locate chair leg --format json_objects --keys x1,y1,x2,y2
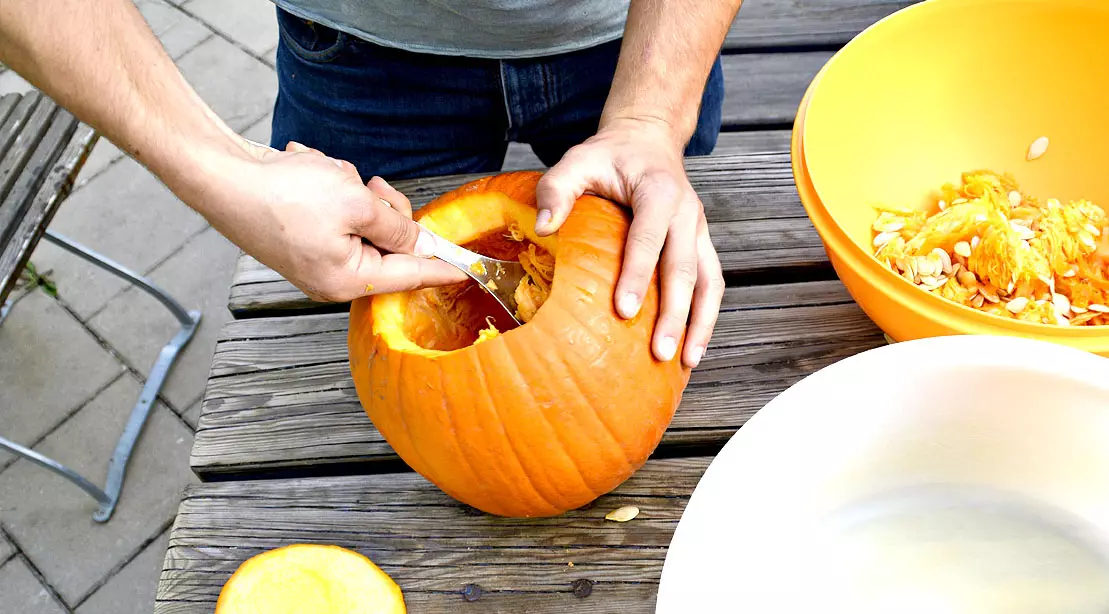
[{"x1": 0, "y1": 230, "x2": 202, "y2": 522}]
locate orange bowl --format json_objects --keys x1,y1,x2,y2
[{"x1": 792, "y1": 0, "x2": 1109, "y2": 356}]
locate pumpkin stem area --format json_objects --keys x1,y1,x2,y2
[{"x1": 402, "y1": 222, "x2": 556, "y2": 351}]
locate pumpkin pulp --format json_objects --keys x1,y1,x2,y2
[{"x1": 373, "y1": 192, "x2": 557, "y2": 356}]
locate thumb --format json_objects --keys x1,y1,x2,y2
[
  {"x1": 350, "y1": 191, "x2": 436, "y2": 257},
  {"x1": 535, "y1": 147, "x2": 602, "y2": 236}
]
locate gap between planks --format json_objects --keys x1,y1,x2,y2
[
  {"x1": 191, "y1": 280, "x2": 886, "y2": 479},
  {"x1": 158, "y1": 457, "x2": 709, "y2": 614}
]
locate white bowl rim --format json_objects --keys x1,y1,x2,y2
[{"x1": 656, "y1": 334, "x2": 1109, "y2": 612}]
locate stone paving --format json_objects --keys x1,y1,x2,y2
[
  {"x1": 0, "y1": 1, "x2": 277, "y2": 612},
  {"x1": 0, "y1": 2, "x2": 546, "y2": 611}
]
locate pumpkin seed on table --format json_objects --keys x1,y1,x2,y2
[{"x1": 605, "y1": 506, "x2": 640, "y2": 522}]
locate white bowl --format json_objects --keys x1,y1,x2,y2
[{"x1": 657, "y1": 335, "x2": 1109, "y2": 613}]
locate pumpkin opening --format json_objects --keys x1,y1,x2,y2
[{"x1": 374, "y1": 192, "x2": 557, "y2": 356}]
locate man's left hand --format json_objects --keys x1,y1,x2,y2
[{"x1": 535, "y1": 117, "x2": 724, "y2": 369}]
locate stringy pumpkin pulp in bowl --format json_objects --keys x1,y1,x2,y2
[
  {"x1": 348, "y1": 171, "x2": 690, "y2": 517},
  {"x1": 792, "y1": 0, "x2": 1109, "y2": 355}
]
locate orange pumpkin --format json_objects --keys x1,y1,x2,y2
[{"x1": 348, "y1": 171, "x2": 690, "y2": 517}]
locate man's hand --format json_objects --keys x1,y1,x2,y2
[
  {"x1": 207, "y1": 140, "x2": 466, "y2": 303},
  {"x1": 535, "y1": 118, "x2": 724, "y2": 369},
  {"x1": 0, "y1": 0, "x2": 464, "y2": 305}
]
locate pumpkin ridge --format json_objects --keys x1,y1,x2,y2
[
  {"x1": 390, "y1": 352, "x2": 437, "y2": 480},
  {"x1": 529, "y1": 311, "x2": 633, "y2": 473},
  {"x1": 472, "y1": 344, "x2": 562, "y2": 515},
  {"x1": 436, "y1": 364, "x2": 503, "y2": 513},
  {"x1": 500, "y1": 332, "x2": 600, "y2": 506}
]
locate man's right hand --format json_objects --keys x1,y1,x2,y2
[{"x1": 200, "y1": 140, "x2": 467, "y2": 303}]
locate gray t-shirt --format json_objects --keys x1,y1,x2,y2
[{"x1": 271, "y1": 0, "x2": 630, "y2": 59}]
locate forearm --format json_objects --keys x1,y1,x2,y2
[
  {"x1": 0, "y1": 0, "x2": 249, "y2": 211},
  {"x1": 603, "y1": 0, "x2": 742, "y2": 146}
]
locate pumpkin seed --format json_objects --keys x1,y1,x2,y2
[
  {"x1": 1027, "y1": 136, "x2": 1049, "y2": 160},
  {"x1": 1008, "y1": 191, "x2": 1022, "y2": 207},
  {"x1": 1053, "y1": 293, "x2": 1071, "y2": 315},
  {"x1": 1064, "y1": 266, "x2": 1078, "y2": 278},
  {"x1": 1006, "y1": 297, "x2": 1030, "y2": 314},
  {"x1": 873, "y1": 231, "x2": 899, "y2": 248},
  {"x1": 971, "y1": 236, "x2": 981, "y2": 250},
  {"x1": 605, "y1": 506, "x2": 640, "y2": 522},
  {"x1": 957, "y1": 270, "x2": 978, "y2": 288},
  {"x1": 970, "y1": 294, "x2": 986, "y2": 308},
  {"x1": 938, "y1": 200, "x2": 948, "y2": 211},
  {"x1": 932, "y1": 248, "x2": 953, "y2": 275},
  {"x1": 981, "y1": 286, "x2": 1000, "y2": 303},
  {"x1": 1072, "y1": 305, "x2": 1089, "y2": 314},
  {"x1": 1010, "y1": 222, "x2": 1035, "y2": 240},
  {"x1": 878, "y1": 221, "x2": 905, "y2": 233},
  {"x1": 1088, "y1": 304, "x2": 1109, "y2": 313},
  {"x1": 953, "y1": 241, "x2": 972, "y2": 258}
]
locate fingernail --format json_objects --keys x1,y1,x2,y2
[
  {"x1": 414, "y1": 229, "x2": 436, "y2": 258},
  {"x1": 657, "y1": 336, "x2": 678, "y2": 362},
  {"x1": 535, "y1": 209, "x2": 552, "y2": 232},
  {"x1": 617, "y1": 293, "x2": 640, "y2": 318},
  {"x1": 689, "y1": 345, "x2": 705, "y2": 367}
]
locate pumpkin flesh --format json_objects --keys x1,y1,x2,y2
[
  {"x1": 378, "y1": 194, "x2": 556, "y2": 354},
  {"x1": 350, "y1": 172, "x2": 690, "y2": 518},
  {"x1": 215, "y1": 544, "x2": 405, "y2": 613}
]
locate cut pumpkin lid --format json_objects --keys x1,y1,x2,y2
[{"x1": 215, "y1": 544, "x2": 406, "y2": 613}]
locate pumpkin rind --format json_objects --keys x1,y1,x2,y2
[{"x1": 348, "y1": 171, "x2": 690, "y2": 517}]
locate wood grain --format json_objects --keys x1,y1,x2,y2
[
  {"x1": 157, "y1": 457, "x2": 710, "y2": 613},
  {"x1": 720, "y1": 51, "x2": 834, "y2": 128},
  {"x1": 227, "y1": 152, "x2": 827, "y2": 317},
  {"x1": 0, "y1": 94, "x2": 96, "y2": 304},
  {"x1": 501, "y1": 129, "x2": 793, "y2": 172},
  {"x1": 724, "y1": 0, "x2": 918, "y2": 49},
  {"x1": 193, "y1": 280, "x2": 886, "y2": 479}
]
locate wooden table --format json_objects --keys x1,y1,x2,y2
[{"x1": 156, "y1": 2, "x2": 912, "y2": 611}]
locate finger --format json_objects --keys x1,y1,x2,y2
[
  {"x1": 535, "y1": 145, "x2": 605, "y2": 236},
  {"x1": 651, "y1": 199, "x2": 700, "y2": 363},
  {"x1": 613, "y1": 178, "x2": 682, "y2": 320},
  {"x1": 285, "y1": 140, "x2": 351, "y2": 172},
  {"x1": 348, "y1": 188, "x2": 435, "y2": 257},
  {"x1": 682, "y1": 220, "x2": 724, "y2": 368},
  {"x1": 368, "y1": 176, "x2": 413, "y2": 219},
  {"x1": 355, "y1": 249, "x2": 467, "y2": 295}
]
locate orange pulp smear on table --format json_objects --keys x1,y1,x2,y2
[
  {"x1": 402, "y1": 222, "x2": 555, "y2": 350},
  {"x1": 872, "y1": 170, "x2": 1109, "y2": 326}
]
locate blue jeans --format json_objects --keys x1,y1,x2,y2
[{"x1": 270, "y1": 8, "x2": 724, "y2": 181}]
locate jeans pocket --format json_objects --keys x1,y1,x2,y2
[{"x1": 277, "y1": 8, "x2": 349, "y2": 64}]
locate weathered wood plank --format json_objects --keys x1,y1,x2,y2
[
  {"x1": 227, "y1": 151, "x2": 826, "y2": 317},
  {"x1": 0, "y1": 93, "x2": 51, "y2": 207},
  {"x1": 502, "y1": 129, "x2": 793, "y2": 171},
  {"x1": 720, "y1": 51, "x2": 834, "y2": 128},
  {"x1": 194, "y1": 279, "x2": 885, "y2": 479},
  {"x1": 0, "y1": 106, "x2": 94, "y2": 305},
  {"x1": 157, "y1": 457, "x2": 710, "y2": 613},
  {"x1": 724, "y1": 0, "x2": 917, "y2": 49}
]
